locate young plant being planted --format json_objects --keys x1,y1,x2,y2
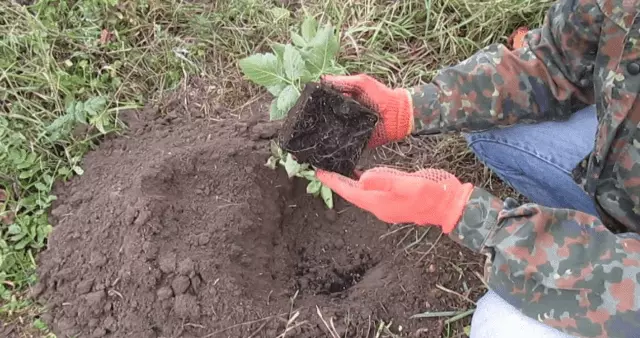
[
  {"x1": 279, "y1": 82, "x2": 378, "y2": 177},
  {"x1": 265, "y1": 139, "x2": 334, "y2": 208},
  {"x1": 239, "y1": 16, "x2": 378, "y2": 208}
]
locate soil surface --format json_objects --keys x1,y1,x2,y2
[
  {"x1": 34, "y1": 83, "x2": 491, "y2": 338},
  {"x1": 280, "y1": 83, "x2": 378, "y2": 177}
]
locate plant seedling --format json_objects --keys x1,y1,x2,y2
[
  {"x1": 266, "y1": 140, "x2": 333, "y2": 208},
  {"x1": 239, "y1": 16, "x2": 378, "y2": 208},
  {"x1": 279, "y1": 82, "x2": 378, "y2": 177}
]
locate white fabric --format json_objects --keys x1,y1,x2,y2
[{"x1": 470, "y1": 290, "x2": 575, "y2": 338}]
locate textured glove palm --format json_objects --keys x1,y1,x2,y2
[{"x1": 316, "y1": 167, "x2": 474, "y2": 233}]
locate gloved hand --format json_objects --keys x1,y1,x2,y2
[
  {"x1": 508, "y1": 26, "x2": 529, "y2": 50},
  {"x1": 321, "y1": 74, "x2": 414, "y2": 148},
  {"x1": 316, "y1": 167, "x2": 474, "y2": 233}
]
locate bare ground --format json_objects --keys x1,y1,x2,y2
[{"x1": 26, "y1": 76, "x2": 518, "y2": 338}]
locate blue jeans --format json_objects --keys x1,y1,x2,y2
[{"x1": 464, "y1": 105, "x2": 598, "y2": 338}]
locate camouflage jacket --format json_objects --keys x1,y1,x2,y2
[{"x1": 410, "y1": 0, "x2": 640, "y2": 337}]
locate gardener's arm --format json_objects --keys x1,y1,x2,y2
[
  {"x1": 412, "y1": 0, "x2": 599, "y2": 134},
  {"x1": 316, "y1": 166, "x2": 640, "y2": 337},
  {"x1": 452, "y1": 187, "x2": 640, "y2": 337}
]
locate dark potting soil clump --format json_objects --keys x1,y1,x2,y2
[
  {"x1": 33, "y1": 97, "x2": 485, "y2": 338},
  {"x1": 279, "y1": 83, "x2": 378, "y2": 177}
]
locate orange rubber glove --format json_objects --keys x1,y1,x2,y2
[
  {"x1": 316, "y1": 167, "x2": 474, "y2": 233},
  {"x1": 321, "y1": 74, "x2": 414, "y2": 148},
  {"x1": 508, "y1": 26, "x2": 529, "y2": 50}
]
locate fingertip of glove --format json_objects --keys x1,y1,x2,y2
[
  {"x1": 315, "y1": 169, "x2": 339, "y2": 182},
  {"x1": 319, "y1": 74, "x2": 332, "y2": 83},
  {"x1": 315, "y1": 169, "x2": 329, "y2": 178},
  {"x1": 320, "y1": 75, "x2": 346, "y2": 92}
]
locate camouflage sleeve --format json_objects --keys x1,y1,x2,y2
[
  {"x1": 450, "y1": 188, "x2": 640, "y2": 338},
  {"x1": 410, "y1": 0, "x2": 600, "y2": 134}
]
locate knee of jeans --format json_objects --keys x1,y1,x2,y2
[{"x1": 466, "y1": 136, "x2": 523, "y2": 175}]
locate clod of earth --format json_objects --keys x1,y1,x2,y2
[{"x1": 279, "y1": 82, "x2": 379, "y2": 177}]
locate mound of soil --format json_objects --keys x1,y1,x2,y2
[{"x1": 34, "y1": 97, "x2": 485, "y2": 338}]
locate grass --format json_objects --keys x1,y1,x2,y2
[{"x1": 0, "y1": 0, "x2": 551, "y2": 336}]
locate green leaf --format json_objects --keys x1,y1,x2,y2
[
  {"x1": 291, "y1": 32, "x2": 306, "y2": 48},
  {"x1": 283, "y1": 45, "x2": 305, "y2": 81},
  {"x1": 10, "y1": 232, "x2": 26, "y2": 242},
  {"x1": 37, "y1": 224, "x2": 52, "y2": 244},
  {"x1": 96, "y1": 119, "x2": 106, "y2": 134},
  {"x1": 67, "y1": 100, "x2": 85, "y2": 124},
  {"x1": 27, "y1": 152, "x2": 36, "y2": 163},
  {"x1": 271, "y1": 43, "x2": 286, "y2": 61},
  {"x1": 277, "y1": 85, "x2": 299, "y2": 114},
  {"x1": 45, "y1": 114, "x2": 74, "y2": 136},
  {"x1": 269, "y1": 7, "x2": 290, "y2": 21},
  {"x1": 238, "y1": 53, "x2": 285, "y2": 87},
  {"x1": 301, "y1": 16, "x2": 318, "y2": 41},
  {"x1": 33, "y1": 319, "x2": 48, "y2": 331},
  {"x1": 34, "y1": 182, "x2": 48, "y2": 191},
  {"x1": 90, "y1": 114, "x2": 108, "y2": 134},
  {"x1": 16, "y1": 161, "x2": 32, "y2": 170},
  {"x1": 14, "y1": 237, "x2": 32, "y2": 250},
  {"x1": 270, "y1": 140, "x2": 283, "y2": 158},
  {"x1": 16, "y1": 152, "x2": 35, "y2": 170},
  {"x1": 463, "y1": 326, "x2": 471, "y2": 336},
  {"x1": 72, "y1": 166, "x2": 84, "y2": 175},
  {"x1": 265, "y1": 156, "x2": 278, "y2": 170},
  {"x1": 74, "y1": 101, "x2": 85, "y2": 116},
  {"x1": 300, "y1": 69, "x2": 315, "y2": 83},
  {"x1": 267, "y1": 83, "x2": 286, "y2": 96},
  {"x1": 270, "y1": 99, "x2": 286, "y2": 121},
  {"x1": 43, "y1": 174, "x2": 54, "y2": 186},
  {"x1": 19, "y1": 168, "x2": 37, "y2": 179},
  {"x1": 297, "y1": 162, "x2": 310, "y2": 172},
  {"x1": 306, "y1": 24, "x2": 340, "y2": 75},
  {"x1": 65, "y1": 100, "x2": 76, "y2": 114},
  {"x1": 7, "y1": 224, "x2": 21, "y2": 235},
  {"x1": 306, "y1": 180, "x2": 321, "y2": 194},
  {"x1": 300, "y1": 170, "x2": 316, "y2": 180},
  {"x1": 84, "y1": 96, "x2": 107, "y2": 117},
  {"x1": 283, "y1": 153, "x2": 301, "y2": 178},
  {"x1": 58, "y1": 167, "x2": 71, "y2": 176},
  {"x1": 321, "y1": 185, "x2": 333, "y2": 209}
]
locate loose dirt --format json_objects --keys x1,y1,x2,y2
[{"x1": 34, "y1": 85, "x2": 492, "y2": 338}]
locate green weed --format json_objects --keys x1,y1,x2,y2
[{"x1": 1, "y1": 0, "x2": 214, "y2": 303}]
